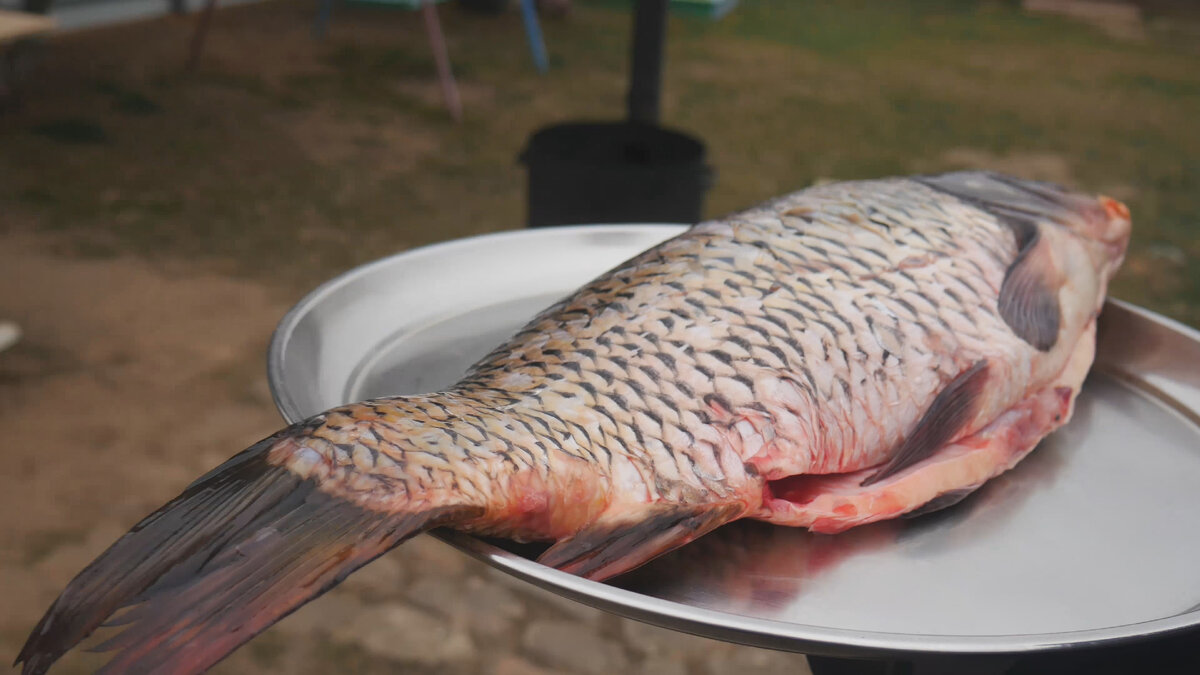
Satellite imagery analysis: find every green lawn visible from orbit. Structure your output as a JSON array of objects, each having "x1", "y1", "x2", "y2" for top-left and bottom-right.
[{"x1": 2, "y1": 0, "x2": 1198, "y2": 320}]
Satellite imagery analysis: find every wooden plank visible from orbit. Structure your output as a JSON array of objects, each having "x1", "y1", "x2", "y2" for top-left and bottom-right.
[{"x1": 0, "y1": 10, "x2": 56, "y2": 46}]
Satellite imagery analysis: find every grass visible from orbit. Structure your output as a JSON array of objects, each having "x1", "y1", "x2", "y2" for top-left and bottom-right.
[{"x1": 1, "y1": 0, "x2": 1198, "y2": 321}]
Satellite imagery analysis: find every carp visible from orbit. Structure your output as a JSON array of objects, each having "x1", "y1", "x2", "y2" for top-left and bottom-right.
[{"x1": 18, "y1": 172, "x2": 1130, "y2": 674}]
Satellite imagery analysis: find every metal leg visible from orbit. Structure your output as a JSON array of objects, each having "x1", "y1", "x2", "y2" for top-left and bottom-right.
[
  {"x1": 186, "y1": 0, "x2": 218, "y2": 72},
  {"x1": 20, "y1": 0, "x2": 53, "y2": 13},
  {"x1": 313, "y1": 0, "x2": 335, "y2": 39},
  {"x1": 420, "y1": 0, "x2": 462, "y2": 122},
  {"x1": 1, "y1": 37, "x2": 49, "y2": 112},
  {"x1": 519, "y1": 0, "x2": 549, "y2": 74},
  {"x1": 0, "y1": 47, "x2": 15, "y2": 110},
  {"x1": 807, "y1": 655, "x2": 893, "y2": 675},
  {"x1": 808, "y1": 655, "x2": 1015, "y2": 675},
  {"x1": 627, "y1": 0, "x2": 667, "y2": 125}
]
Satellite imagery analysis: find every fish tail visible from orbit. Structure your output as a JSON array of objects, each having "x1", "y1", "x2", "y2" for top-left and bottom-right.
[{"x1": 15, "y1": 425, "x2": 481, "y2": 675}]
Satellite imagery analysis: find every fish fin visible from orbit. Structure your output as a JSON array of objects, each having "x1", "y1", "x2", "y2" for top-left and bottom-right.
[
  {"x1": 916, "y1": 171, "x2": 1082, "y2": 233},
  {"x1": 901, "y1": 486, "x2": 979, "y2": 519},
  {"x1": 16, "y1": 430, "x2": 480, "y2": 675},
  {"x1": 998, "y1": 228, "x2": 1062, "y2": 351},
  {"x1": 916, "y1": 172, "x2": 1065, "y2": 350},
  {"x1": 538, "y1": 502, "x2": 745, "y2": 581},
  {"x1": 861, "y1": 360, "x2": 990, "y2": 487}
]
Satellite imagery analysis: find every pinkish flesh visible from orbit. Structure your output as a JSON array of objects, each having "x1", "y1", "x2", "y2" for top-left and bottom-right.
[{"x1": 760, "y1": 383, "x2": 1072, "y2": 533}]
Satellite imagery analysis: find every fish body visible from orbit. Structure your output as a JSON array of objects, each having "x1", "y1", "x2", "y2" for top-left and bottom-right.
[{"x1": 18, "y1": 172, "x2": 1130, "y2": 674}]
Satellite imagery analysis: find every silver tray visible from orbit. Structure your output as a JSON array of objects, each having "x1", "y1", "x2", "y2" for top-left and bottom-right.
[{"x1": 267, "y1": 225, "x2": 1200, "y2": 657}]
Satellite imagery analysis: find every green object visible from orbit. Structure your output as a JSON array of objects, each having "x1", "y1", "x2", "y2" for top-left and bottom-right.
[
  {"x1": 345, "y1": 0, "x2": 449, "y2": 8},
  {"x1": 590, "y1": 0, "x2": 738, "y2": 19},
  {"x1": 668, "y1": 0, "x2": 737, "y2": 19}
]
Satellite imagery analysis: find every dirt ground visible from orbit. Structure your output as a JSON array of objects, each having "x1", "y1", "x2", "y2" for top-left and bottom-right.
[
  {"x1": 0, "y1": 232, "x2": 285, "y2": 672},
  {"x1": 0, "y1": 232, "x2": 816, "y2": 675},
  {"x1": 3, "y1": 0, "x2": 1199, "y2": 672}
]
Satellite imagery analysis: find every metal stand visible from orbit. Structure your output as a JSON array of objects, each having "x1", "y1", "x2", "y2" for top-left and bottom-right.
[
  {"x1": 807, "y1": 629, "x2": 1200, "y2": 675},
  {"x1": 419, "y1": 0, "x2": 461, "y2": 121},
  {"x1": 807, "y1": 655, "x2": 1014, "y2": 675},
  {"x1": 627, "y1": 0, "x2": 666, "y2": 125},
  {"x1": 186, "y1": 0, "x2": 218, "y2": 72},
  {"x1": 519, "y1": 0, "x2": 549, "y2": 74}
]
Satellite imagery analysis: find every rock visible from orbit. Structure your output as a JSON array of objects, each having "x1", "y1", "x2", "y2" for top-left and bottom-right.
[
  {"x1": 462, "y1": 576, "x2": 526, "y2": 637},
  {"x1": 620, "y1": 617, "x2": 715, "y2": 657},
  {"x1": 330, "y1": 603, "x2": 476, "y2": 666},
  {"x1": 489, "y1": 568, "x2": 605, "y2": 625},
  {"x1": 522, "y1": 620, "x2": 629, "y2": 675},
  {"x1": 406, "y1": 576, "x2": 466, "y2": 615},
  {"x1": 533, "y1": 588, "x2": 608, "y2": 625},
  {"x1": 640, "y1": 654, "x2": 689, "y2": 675},
  {"x1": 704, "y1": 647, "x2": 812, "y2": 675},
  {"x1": 407, "y1": 574, "x2": 525, "y2": 637},
  {"x1": 275, "y1": 592, "x2": 366, "y2": 636},
  {"x1": 492, "y1": 655, "x2": 563, "y2": 675},
  {"x1": 404, "y1": 533, "x2": 472, "y2": 578},
  {"x1": 341, "y1": 553, "x2": 406, "y2": 600}
]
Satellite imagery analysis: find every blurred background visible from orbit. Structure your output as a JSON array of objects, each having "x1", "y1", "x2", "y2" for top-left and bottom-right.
[{"x1": 1, "y1": 1, "x2": 1197, "y2": 673}]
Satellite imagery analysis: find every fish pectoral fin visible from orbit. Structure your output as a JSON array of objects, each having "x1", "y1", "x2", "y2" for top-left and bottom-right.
[
  {"x1": 999, "y1": 227, "x2": 1063, "y2": 351},
  {"x1": 900, "y1": 486, "x2": 980, "y2": 519},
  {"x1": 861, "y1": 359, "x2": 990, "y2": 487},
  {"x1": 537, "y1": 501, "x2": 745, "y2": 581}
]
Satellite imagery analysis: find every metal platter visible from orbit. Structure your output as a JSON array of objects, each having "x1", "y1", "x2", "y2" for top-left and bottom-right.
[{"x1": 267, "y1": 225, "x2": 1200, "y2": 659}]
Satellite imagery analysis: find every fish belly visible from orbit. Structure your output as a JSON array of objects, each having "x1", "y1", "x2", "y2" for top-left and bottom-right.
[{"x1": 755, "y1": 319, "x2": 1097, "y2": 533}]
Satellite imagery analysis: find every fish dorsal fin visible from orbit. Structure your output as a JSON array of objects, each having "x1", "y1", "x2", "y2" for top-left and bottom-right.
[
  {"x1": 537, "y1": 502, "x2": 744, "y2": 580},
  {"x1": 861, "y1": 360, "x2": 990, "y2": 486},
  {"x1": 998, "y1": 228, "x2": 1062, "y2": 351}
]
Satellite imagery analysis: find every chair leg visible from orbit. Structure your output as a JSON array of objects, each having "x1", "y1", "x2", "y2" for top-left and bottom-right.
[
  {"x1": 420, "y1": 0, "x2": 462, "y2": 122},
  {"x1": 313, "y1": 0, "x2": 335, "y2": 39},
  {"x1": 519, "y1": 0, "x2": 549, "y2": 74},
  {"x1": 186, "y1": 0, "x2": 219, "y2": 72},
  {"x1": 0, "y1": 48, "x2": 15, "y2": 110}
]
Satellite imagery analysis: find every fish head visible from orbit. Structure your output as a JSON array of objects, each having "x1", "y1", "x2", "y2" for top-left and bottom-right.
[
  {"x1": 1012, "y1": 177, "x2": 1131, "y2": 307},
  {"x1": 1013, "y1": 176, "x2": 1131, "y2": 285},
  {"x1": 918, "y1": 171, "x2": 1131, "y2": 283},
  {"x1": 917, "y1": 171, "x2": 1130, "y2": 360},
  {"x1": 1078, "y1": 194, "x2": 1131, "y2": 282}
]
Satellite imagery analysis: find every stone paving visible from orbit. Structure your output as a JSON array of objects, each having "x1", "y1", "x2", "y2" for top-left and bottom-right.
[
  {"x1": 255, "y1": 534, "x2": 814, "y2": 675},
  {"x1": 0, "y1": 235, "x2": 812, "y2": 675}
]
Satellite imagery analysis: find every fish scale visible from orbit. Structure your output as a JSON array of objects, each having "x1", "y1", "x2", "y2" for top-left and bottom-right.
[
  {"x1": 451, "y1": 179, "x2": 1022, "y2": 491},
  {"x1": 18, "y1": 172, "x2": 1130, "y2": 675}
]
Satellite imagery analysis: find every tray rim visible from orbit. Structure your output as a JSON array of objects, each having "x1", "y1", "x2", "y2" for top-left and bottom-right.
[
  {"x1": 267, "y1": 224, "x2": 690, "y2": 423},
  {"x1": 266, "y1": 224, "x2": 1200, "y2": 657}
]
